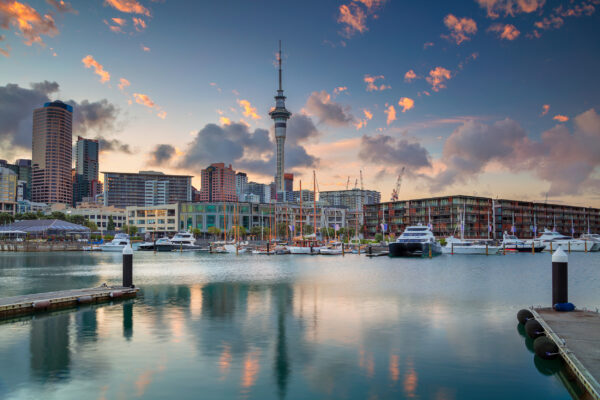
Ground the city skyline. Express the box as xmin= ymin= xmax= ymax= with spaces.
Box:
xmin=1 ymin=0 xmax=600 ymax=206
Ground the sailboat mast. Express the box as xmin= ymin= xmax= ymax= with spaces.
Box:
xmin=313 ymin=170 xmax=317 ymax=237
xmin=223 ymin=202 xmax=227 ymax=241
xmin=300 ymin=180 xmax=303 ymax=240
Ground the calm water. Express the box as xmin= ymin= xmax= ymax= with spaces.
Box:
xmin=0 ymin=251 xmax=599 ymax=400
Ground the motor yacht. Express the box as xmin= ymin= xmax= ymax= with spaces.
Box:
xmin=389 ymin=225 xmax=442 ymax=257
xmin=524 ymin=229 xmax=590 ymax=252
xmin=579 ymin=234 xmax=600 ymax=251
xmin=501 ymin=232 xmax=545 ymax=253
xmin=99 ymin=233 xmax=130 ymax=252
xmin=441 ymin=236 xmax=501 ymax=255
xmin=138 ymin=236 xmax=171 ymax=251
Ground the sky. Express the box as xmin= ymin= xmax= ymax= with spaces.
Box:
xmin=1 ymin=0 xmax=600 ymax=206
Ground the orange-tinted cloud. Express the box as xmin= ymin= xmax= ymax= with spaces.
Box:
xmin=0 ymin=34 xmax=9 ymax=57
xmin=423 ymin=41 xmax=434 ymax=49
xmin=354 ymin=108 xmax=373 ymax=129
xmin=46 ymin=0 xmax=77 ymax=14
xmin=384 ymin=104 xmax=396 ymax=125
xmin=534 ymin=15 xmax=564 ymax=30
xmin=219 ymin=116 xmax=231 ymax=125
xmin=141 ymin=44 xmax=150 ymax=52
xmin=333 ymin=86 xmax=348 ymax=95
xmin=404 ymin=69 xmax=417 ymax=82
xmin=132 ymin=16 xmax=146 ymax=31
xmin=476 ymin=0 xmax=546 ymax=19
xmin=426 ymin=67 xmax=452 ymax=92
xmin=364 ymin=109 xmax=373 ymax=120
xmin=156 ymin=110 xmax=166 ymax=119
xmin=553 ymin=114 xmax=569 ymax=122
xmin=364 ymin=74 xmax=391 ymax=91
xmin=104 ymin=0 xmax=150 ymax=16
xmin=541 ymin=104 xmax=550 ymax=116
xmin=237 ymin=99 xmax=261 ymax=120
xmin=82 ymin=55 xmax=110 ymax=83
xmin=338 ymin=3 xmax=367 ymax=37
xmin=133 ymin=93 xmax=166 ymax=119
xmin=112 ymin=17 xmax=126 ymax=25
xmin=488 ymin=23 xmax=520 ymax=40
xmin=0 ymin=0 xmax=59 ymax=48
xmin=443 ymin=14 xmax=477 ymax=45
xmin=398 ymin=97 xmax=414 ymax=113
xmin=118 ymin=77 xmax=130 ymax=91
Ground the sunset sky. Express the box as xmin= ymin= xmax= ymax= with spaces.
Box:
xmin=1 ymin=0 xmax=600 ymax=205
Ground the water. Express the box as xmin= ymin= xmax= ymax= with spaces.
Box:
xmin=0 ymin=251 xmax=599 ymax=400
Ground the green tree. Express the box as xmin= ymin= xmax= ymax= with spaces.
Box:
xmin=374 ymin=233 xmax=383 ymax=242
xmin=276 ymin=223 xmax=288 ymax=238
xmin=85 ymin=221 xmax=99 ymax=231
xmin=191 ymin=228 xmax=201 ymax=238
xmin=48 ymin=211 xmax=67 ymax=221
xmin=69 ymin=215 xmax=85 ymax=225
xmin=302 ymin=224 xmax=314 ymax=236
xmin=207 ymin=226 xmax=221 ymax=239
xmin=250 ymin=226 xmax=262 ymax=238
xmin=0 ymin=212 xmax=14 ymax=224
xmin=128 ymin=225 xmax=138 ymax=236
xmin=107 ymin=216 xmax=116 ymax=231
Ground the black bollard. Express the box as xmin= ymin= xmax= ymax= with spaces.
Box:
xmin=552 ymin=246 xmax=568 ymax=307
xmin=123 ymin=244 xmax=133 ymax=288
xmin=368 ymin=245 xmax=372 ymax=255
xmin=267 ymin=242 xmax=270 ymax=253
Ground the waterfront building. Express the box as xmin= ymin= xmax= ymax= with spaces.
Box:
xmin=32 ymin=101 xmax=73 ymax=205
xmin=73 ymin=136 xmax=100 ymax=206
xmin=320 ymin=189 xmax=381 ymax=210
xmin=269 ymin=42 xmax=292 ymax=193
xmin=235 ymin=172 xmax=248 ymax=200
xmin=199 ymin=163 xmax=237 ymax=202
xmin=292 ymin=189 xmax=315 ymax=203
xmin=246 ymin=181 xmax=271 ymax=204
xmin=364 ymin=195 xmax=600 ymax=239
xmin=102 ymin=171 xmax=192 ymax=208
xmin=16 ymin=181 xmax=27 ymax=201
xmin=125 ymin=204 xmax=179 ymax=234
xmin=284 ymin=173 xmax=293 ymax=192
xmin=66 ymin=205 xmax=126 ymax=232
xmin=0 ymin=159 xmax=32 ymax=200
xmin=0 ymin=219 xmax=89 ymax=238
xmin=0 ymin=167 xmax=17 ymax=215
xmin=16 ymin=200 xmax=48 ymax=214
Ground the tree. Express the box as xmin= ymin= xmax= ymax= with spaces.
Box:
xmin=0 ymin=212 xmax=14 ymax=225
xmin=207 ymin=226 xmax=221 ymax=239
xmin=107 ymin=216 xmax=116 ymax=231
xmin=276 ymin=223 xmax=288 ymax=239
xmin=250 ymin=226 xmax=262 ymax=238
xmin=85 ymin=221 xmax=99 ymax=231
xmin=302 ymin=224 xmax=314 ymax=236
xmin=375 ymin=233 xmax=383 ymax=242
xmin=69 ymin=215 xmax=85 ymax=226
xmin=191 ymin=228 xmax=201 ymax=238
xmin=48 ymin=211 xmax=67 ymax=221
xmin=128 ymin=225 xmax=138 ymax=236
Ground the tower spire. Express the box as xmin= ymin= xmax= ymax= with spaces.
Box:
xmin=278 ymin=40 xmax=282 ymax=92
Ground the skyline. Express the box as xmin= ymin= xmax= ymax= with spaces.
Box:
xmin=1 ymin=0 xmax=600 ymax=206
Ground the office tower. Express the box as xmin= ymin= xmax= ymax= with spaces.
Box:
xmin=199 ymin=163 xmax=237 ymax=202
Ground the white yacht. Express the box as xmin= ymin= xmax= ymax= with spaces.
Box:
xmin=442 ymin=236 xmax=501 ymax=255
xmin=138 ymin=236 xmax=171 ymax=251
xmin=524 ymin=229 xmax=591 ymax=252
xmin=99 ymin=233 xmax=130 ymax=252
xmin=501 ymin=232 xmax=546 ymax=253
xmin=389 ymin=226 xmax=442 ymax=257
xmin=319 ymin=243 xmax=343 ymax=255
xmin=579 ymin=234 xmax=600 ymax=251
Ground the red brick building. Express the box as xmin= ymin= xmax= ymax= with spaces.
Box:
xmin=199 ymin=163 xmax=237 ymax=202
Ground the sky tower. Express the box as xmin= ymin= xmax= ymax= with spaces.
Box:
xmin=269 ymin=41 xmax=292 ymax=194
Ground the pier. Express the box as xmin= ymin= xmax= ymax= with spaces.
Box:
xmin=531 ymin=308 xmax=600 ymax=399
xmin=0 ymin=286 xmax=139 ymax=319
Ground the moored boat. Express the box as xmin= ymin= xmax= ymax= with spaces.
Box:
xmin=389 ymin=225 xmax=442 ymax=257
xmin=501 ymin=232 xmax=545 ymax=253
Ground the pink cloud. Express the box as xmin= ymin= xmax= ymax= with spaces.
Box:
xmin=338 ymin=3 xmax=367 ymax=37
xmin=82 ymin=55 xmax=110 ymax=83
xmin=488 ymin=23 xmax=520 ymax=40
xmin=426 ymin=67 xmax=452 ymax=92
xmin=398 ymin=97 xmax=414 ymax=113
xmin=104 ymin=0 xmax=150 ymax=16
xmin=475 ymin=0 xmax=546 ymax=19
xmin=553 ymin=115 xmax=569 ymax=123
xmin=384 ymin=104 xmax=396 ymax=125
xmin=541 ymin=104 xmax=550 ymax=116
xmin=443 ymin=14 xmax=477 ymax=45
xmin=364 ymin=74 xmax=391 ymax=91
xmin=404 ymin=69 xmax=418 ymax=82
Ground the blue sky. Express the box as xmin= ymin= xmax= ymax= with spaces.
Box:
xmin=1 ymin=0 xmax=600 ymax=205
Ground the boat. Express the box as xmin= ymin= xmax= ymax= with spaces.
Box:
xmin=579 ymin=234 xmax=600 ymax=251
xmin=319 ymin=243 xmax=343 ymax=255
xmin=252 ymin=248 xmax=275 ymax=255
xmin=524 ymin=229 xmax=591 ymax=252
xmin=388 ymin=225 xmax=442 ymax=257
xmin=223 ymin=244 xmax=248 ymax=253
xmin=501 ymin=232 xmax=546 ymax=253
xmin=138 ymin=236 xmax=171 ymax=251
xmin=441 ymin=236 xmax=501 ymax=255
xmin=99 ymin=233 xmax=130 ymax=252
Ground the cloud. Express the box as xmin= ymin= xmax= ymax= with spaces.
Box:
xmin=553 ymin=114 xmax=568 ymax=123
xmin=133 ymin=92 xmax=166 ymax=119
xmin=488 ymin=23 xmax=520 ymax=40
xmin=219 ymin=116 xmax=231 ymax=125
xmin=404 ymin=70 xmax=417 ymax=82
xmin=45 ymin=0 xmax=77 ymax=14
xmin=398 ymin=97 xmax=414 ymax=113
xmin=333 ymin=86 xmax=348 ymax=96
xmin=0 ymin=81 xmax=120 ymax=151
xmin=358 ymin=134 xmax=431 ymax=172
xmin=112 ymin=17 xmax=126 ymax=26
xmin=237 ymin=99 xmax=261 ymax=120
xmin=82 ymin=55 xmax=111 ymax=83
xmin=118 ymin=78 xmax=130 ymax=92
xmin=354 ymin=108 xmax=373 ymax=129
xmin=132 ymin=16 xmax=146 ymax=31
xmin=426 ymin=67 xmax=452 ymax=92
xmin=541 ymin=104 xmax=550 ymax=116
xmin=337 ymin=3 xmax=367 ymax=37
xmin=104 ymin=0 xmax=150 ymax=16
xmin=98 ymin=137 xmax=132 ymax=154
xmin=529 ymin=2 xmax=598 ymax=38
xmin=534 ymin=15 xmax=564 ymax=30
xmin=0 ymin=0 xmax=59 ymax=49
xmin=141 ymin=44 xmax=150 ymax=52
xmin=442 ymin=14 xmax=477 ymax=45
xmin=148 ymin=144 xmax=175 ymax=166
xmin=304 ymin=90 xmax=355 ymax=127
xmin=423 ymin=41 xmax=434 ymax=49
xmin=364 ymin=74 xmax=391 ymax=91
xmin=384 ymin=104 xmax=396 ymax=125
xmin=0 ymin=34 xmax=9 ymax=57
xmin=475 ymin=0 xmax=546 ymax=19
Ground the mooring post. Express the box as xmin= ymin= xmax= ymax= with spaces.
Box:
xmin=123 ymin=243 xmax=133 ymax=288
xmin=532 ymin=240 xmax=535 ymax=254
xmin=486 ymin=242 xmax=488 ymax=256
xmin=552 ymin=246 xmax=568 ymax=307
xmin=451 ymin=242 xmax=454 ymax=255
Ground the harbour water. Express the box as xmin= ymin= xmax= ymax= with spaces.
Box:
xmin=0 ymin=251 xmax=599 ymax=399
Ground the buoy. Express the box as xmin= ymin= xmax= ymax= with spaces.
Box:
xmin=77 ymin=295 xmax=93 ymax=304
xmin=554 ymin=302 xmax=575 ymax=312
xmin=525 ymin=319 xmax=544 ymax=339
xmin=110 ymin=291 xmax=123 ymax=298
xmin=533 ymin=336 xmax=559 ymax=360
xmin=517 ymin=309 xmax=534 ymax=325
xmin=32 ymin=300 xmax=50 ymax=309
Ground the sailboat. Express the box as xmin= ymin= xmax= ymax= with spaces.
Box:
xmin=442 ymin=205 xmax=501 ymax=255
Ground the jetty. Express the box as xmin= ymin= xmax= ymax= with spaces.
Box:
xmin=532 ymin=308 xmax=600 ymax=399
xmin=0 ymin=286 xmax=139 ymax=319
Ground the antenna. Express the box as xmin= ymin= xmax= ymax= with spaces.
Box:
xmin=278 ymin=40 xmax=282 ymax=91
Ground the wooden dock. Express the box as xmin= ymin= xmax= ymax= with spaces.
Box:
xmin=532 ymin=308 xmax=600 ymax=399
xmin=0 ymin=286 xmax=139 ymax=319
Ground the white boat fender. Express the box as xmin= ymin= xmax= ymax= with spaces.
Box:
xmin=525 ymin=319 xmax=544 ymax=339
xmin=77 ymin=295 xmax=93 ymax=304
xmin=32 ymin=300 xmax=50 ymax=309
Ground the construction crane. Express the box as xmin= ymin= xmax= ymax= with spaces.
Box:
xmin=390 ymin=166 xmax=406 ymax=201
xmin=346 ymin=176 xmax=350 ymax=190
xmin=354 ymin=178 xmax=358 ymax=189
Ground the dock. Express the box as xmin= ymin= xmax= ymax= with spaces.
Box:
xmin=0 ymin=285 xmax=139 ymax=319
xmin=532 ymin=307 xmax=600 ymax=399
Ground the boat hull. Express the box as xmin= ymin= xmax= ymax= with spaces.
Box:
xmin=389 ymin=242 xmax=442 ymax=257
xmin=288 ymin=246 xmax=313 ymax=254
xmin=442 ymin=245 xmax=501 ymax=255
xmin=99 ymin=245 xmax=126 ymax=252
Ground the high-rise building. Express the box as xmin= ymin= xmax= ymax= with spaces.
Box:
xmin=103 ymin=171 xmax=192 ymax=208
xmin=73 ymin=136 xmax=100 ymax=206
xmin=320 ymin=189 xmax=381 ymax=210
xmin=199 ymin=163 xmax=237 ymax=202
xmin=293 ymin=189 xmax=315 ymax=203
xmin=284 ymin=173 xmax=293 ymax=193
xmin=247 ymin=181 xmax=271 ymax=203
xmin=269 ymin=41 xmax=291 ymax=193
xmin=0 ymin=167 xmax=17 ymax=215
xmin=32 ymin=101 xmax=73 ymax=205
xmin=0 ymin=159 xmax=32 ymax=200
xmin=236 ymin=172 xmax=248 ymax=199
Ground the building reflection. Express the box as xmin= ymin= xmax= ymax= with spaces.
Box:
xmin=29 ymin=314 xmax=70 ymax=382
xmin=123 ymin=302 xmax=133 ymax=340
